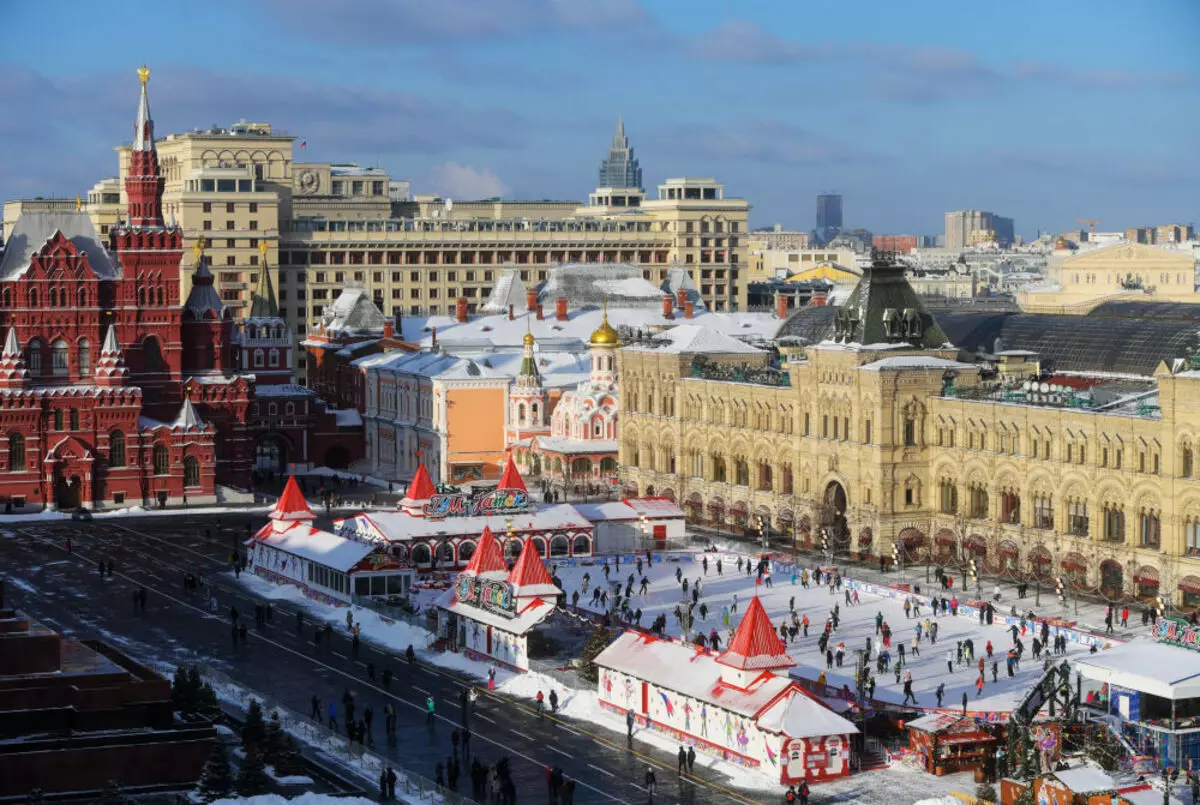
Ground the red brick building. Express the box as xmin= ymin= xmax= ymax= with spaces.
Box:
xmin=0 ymin=69 xmax=359 ymax=508
xmin=872 ymin=234 xmax=918 ymax=253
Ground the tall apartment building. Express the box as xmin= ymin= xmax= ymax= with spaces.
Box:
xmin=598 ymin=117 xmax=642 ymax=191
xmin=944 ymin=209 xmax=1015 ymax=250
xmin=5 ymin=101 xmax=749 ymax=381
xmin=815 ymin=193 xmax=842 ymax=244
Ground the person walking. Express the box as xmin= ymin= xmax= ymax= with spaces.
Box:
xmin=798 ymin=779 xmax=810 ymax=805
xmin=328 ymin=701 xmax=338 ymax=733
xmin=677 ymin=746 xmax=687 ymax=775
xmin=626 ymin=709 xmax=636 ymax=746
xmin=311 ymin=694 xmax=321 ymax=722
xmin=426 ymin=695 xmax=436 ymax=726
xmin=644 ymin=767 xmax=657 ymax=801
xmin=549 ymin=689 xmax=559 ymax=714
xmin=946 ymin=649 xmax=954 ymax=675
xmin=687 ymin=745 xmax=696 ymax=773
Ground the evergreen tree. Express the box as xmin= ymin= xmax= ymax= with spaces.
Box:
xmin=197 ymin=741 xmax=235 ymax=803
xmin=197 ymin=681 xmax=221 ymax=720
xmin=579 ymin=626 xmax=615 ymax=683
xmin=236 ymin=746 xmax=271 ymax=798
xmin=1012 ymin=786 xmax=1036 ymax=805
xmin=171 ymin=666 xmax=191 ymax=712
xmin=264 ymin=712 xmax=286 ymax=766
xmin=272 ymin=734 xmax=307 ymax=778
xmin=242 ymin=698 xmax=267 ymax=753
xmin=974 ymin=782 xmax=997 ymax=804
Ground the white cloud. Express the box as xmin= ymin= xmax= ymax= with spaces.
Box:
xmin=425 ymin=162 xmax=509 ymax=200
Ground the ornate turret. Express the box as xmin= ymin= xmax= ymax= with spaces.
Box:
xmin=716 ymin=596 xmax=795 ymax=687
xmin=183 ymin=238 xmax=224 ymax=320
xmin=94 ymin=325 xmax=129 ymax=387
xmin=0 ymin=327 xmax=28 ymax=389
xmin=827 ymin=250 xmax=949 ymax=348
xmin=249 ymin=241 xmax=281 ymax=319
xmin=587 ymin=300 xmax=620 ymax=385
xmin=125 ymin=65 xmax=164 ymax=228
xmin=509 ymin=320 xmax=547 ymax=432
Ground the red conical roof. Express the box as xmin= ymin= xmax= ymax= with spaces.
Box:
xmin=716 ymin=596 xmax=794 ymax=671
xmin=497 ymin=454 xmax=527 ymax=493
xmin=269 ymin=476 xmax=315 ymax=522
xmin=464 ymin=526 xmax=508 ymax=577
xmin=403 ymin=463 xmax=438 ymax=502
xmin=507 ymin=537 xmax=559 ymax=597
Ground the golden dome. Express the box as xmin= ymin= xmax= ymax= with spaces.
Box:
xmin=589 ymin=310 xmax=620 ymax=347
xmin=523 ymin=330 xmax=535 ymax=346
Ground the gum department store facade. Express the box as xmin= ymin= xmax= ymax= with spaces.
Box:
xmin=619 ymin=255 xmax=1200 ymax=607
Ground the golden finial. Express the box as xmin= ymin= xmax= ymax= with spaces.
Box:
xmin=192 ymin=236 xmax=207 ymax=258
xmin=75 ymin=195 xmax=82 ymax=212
xmin=137 ymin=65 xmax=151 ymax=86
xmin=259 ymin=240 xmax=269 ymax=258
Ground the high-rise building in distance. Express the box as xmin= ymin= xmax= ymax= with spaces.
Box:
xmin=598 ymin=117 xmax=642 ymax=190
xmin=944 ymin=209 xmax=1015 ymax=250
xmin=815 ymin=193 xmax=842 ymax=244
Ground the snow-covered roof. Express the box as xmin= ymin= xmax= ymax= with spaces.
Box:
xmin=623 ymin=324 xmax=764 ymax=355
xmin=1072 ymin=641 xmax=1200 ymax=700
xmin=398 ymin=309 xmax=778 ymax=351
xmin=320 ymin=287 xmax=387 ymax=336
xmin=353 ymin=350 xmax=506 ymax=382
xmin=716 ymin=596 xmax=795 ymax=671
xmin=507 ymin=537 xmax=560 ymax=599
xmin=595 ymin=631 xmax=802 ymax=721
xmin=539 ymin=263 xmax=675 ymax=310
xmin=756 ymin=689 xmax=859 ymax=738
xmin=905 ymin=713 xmax=964 ymax=733
xmin=184 ymin=258 xmax=224 ymax=319
xmin=574 ymin=498 xmax=684 ymax=523
xmin=255 ymin=521 xmax=374 ymax=573
xmin=332 ymin=408 xmax=362 ymax=427
xmin=531 ymin=437 xmax=618 ymax=455
xmin=1053 ymin=767 xmax=1115 ymax=794
xmin=337 ymin=503 xmax=593 ymax=542
xmin=436 ymin=587 xmax=556 ymax=635
xmin=0 ymin=211 xmax=119 ymax=281
xmin=270 ymin=476 xmax=315 ymax=522
xmin=481 ymin=269 xmax=527 ymax=314
xmin=857 ymin=356 xmax=974 ymax=372
xmin=253 ymin=383 xmax=316 ymax=398
xmin=1120 ymin=787 xmax=1183 ymax=805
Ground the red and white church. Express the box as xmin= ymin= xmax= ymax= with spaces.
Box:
xmin=0 ymin=68 xmax=356 ymax=510
xmin=594 ymin=597 xmax=859 ymax=785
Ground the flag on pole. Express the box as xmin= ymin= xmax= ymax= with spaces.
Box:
xmin=299 ymin=140 xmax=307 ymax=149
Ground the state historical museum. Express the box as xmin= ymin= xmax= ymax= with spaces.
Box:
xmin=0 ymin=69 xmax=351 ymax=511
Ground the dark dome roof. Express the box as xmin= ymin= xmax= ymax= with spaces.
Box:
xmin=1088 ymin=300 xmax=1200 ymax=322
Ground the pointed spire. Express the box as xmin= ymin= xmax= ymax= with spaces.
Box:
xmin=269 ymin=476 xmax=316 ymax=522
xmin=172 ymin=398 xmax=205 ymax=430
xmin=249 ymin=240 xmax=281 ymax=319
xmin=463 ymin=526 xmax=509 ymax=579
xmin=94 ymin=325 xmax=128 ymax=387
xmin=616 ymin=114 xmax=625 ymax=141
xmin=133 ymin=65 xmax=154 ymax=152
xmin=716 ymin=597 xmax=795 ymax=672
xmin=507 ymin=537 xmax=559 ymax=598
xmin=497 ymin=454 xmax=527 ymax=493
xmin=400 ymin=462 xmax=438 ymax=515
xmin=0 ymin=327 xmax=28 ymax=389
xmin=518 ymin=319 xmax=540 ymax=382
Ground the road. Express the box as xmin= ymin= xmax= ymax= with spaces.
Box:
xmin=0 ymin=515 xmax=765 ymax=805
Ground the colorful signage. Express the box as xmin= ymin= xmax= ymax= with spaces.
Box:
xmin=454 ymin=573 xmax=516 ymax=618
xmin=1155 ymin=617 xmax=1200 ymax=651
xmin=423 ymin=488 xmax=530 ymax=519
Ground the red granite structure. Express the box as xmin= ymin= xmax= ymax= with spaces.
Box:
xmin=0 ymin=581 xmax=214 ymax=797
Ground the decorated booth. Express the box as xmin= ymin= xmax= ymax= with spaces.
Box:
xmin=434 ymin=526 xmax=562 ymax=672
xmin=594 ymin=597 xmax=858 ymax=785
xmin=334 ymin=458 xmax=595 ymax=570
xmin=906 ymin=713 xmax=999 ymax=776
xmin=249 ymin=476 xmax=414 ymax=605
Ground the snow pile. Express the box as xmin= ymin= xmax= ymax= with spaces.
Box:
xmin=236 ymin=573 xmax=435 ymax=654
xmin=911 ymin=798 xmax=962 ymax=805
xmin=210 ymin=795 xmax=379 ymax=805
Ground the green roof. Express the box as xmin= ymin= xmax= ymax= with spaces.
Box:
xmin=828 ymin=254 xmax=949 ymax=348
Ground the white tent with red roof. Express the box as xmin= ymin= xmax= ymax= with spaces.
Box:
xmin=399 ymin=463 xmax=438 ymax=516
xmin=593 ymin=595 xmax=857 ymax=786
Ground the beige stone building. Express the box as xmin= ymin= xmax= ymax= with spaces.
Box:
xmin=1018 ymin=240 xmax=1199 ymax=313
xmin=619 ymin=255 xmax=1200 ymax=607
xmin=7 ymin=115 xmax=749 ymax=380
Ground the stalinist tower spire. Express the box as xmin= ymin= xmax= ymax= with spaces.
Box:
xmin=125 ymin=65 xmax=165 ymax=228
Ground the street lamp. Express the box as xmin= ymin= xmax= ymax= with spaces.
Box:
xmin=639 ymin=513 xmax=649 ymax=552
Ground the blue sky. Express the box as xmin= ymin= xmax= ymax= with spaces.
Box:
xmin=2 ymin=0 xmax=1196 ymax=237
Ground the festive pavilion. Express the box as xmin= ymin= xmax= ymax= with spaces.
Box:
xmin=594 ymin=596 xmax=858 ymax=785
xmin=434 ymin=529 xmax=563 ymax=671
xmin=248 ymin=476 xmax=414 ymax=605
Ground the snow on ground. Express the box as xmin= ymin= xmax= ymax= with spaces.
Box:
xmin=500 ymin=552 xmax=1104 ymax=714
xmin=0 ymin=503 xmax=273 ymax=524
xmin=210 ymin=795 xmax=379 ymax=805
xmin=236 ymin=573 xmax=435 ymax=655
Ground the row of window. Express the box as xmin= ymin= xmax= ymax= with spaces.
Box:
xmin=307 ymin=561 xmax=350 ymax=594
xmin=201 ymin=219 xmax=259 ymax=231
xmin=5 ymin=432 xmax=200 ymax=484
xmin=201 ymin=202 xmax=258 ymax=214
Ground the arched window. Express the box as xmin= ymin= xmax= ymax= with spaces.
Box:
xmin=52 ymin=409 xmax=63 ymax=430
xmin=254 ymin=349 xmax=264 ymax=368
xmin=49 ymin=288 xmax=58 ymax=307
xmin=109 ymin=431 xmax=126 ymax=467
xmin=2 ymin=289 xmax=10 ymax=307
xmin=8 ymin=434 xmax=24 ymax=471
xmin=77 ymin=339 xmax=91 ymax=376
xmin=26 ymin=338 xmax=43 ymax=375
xmin=285 ymin=402 xmax=295 ymax=416
xmin=28 ymin=289 xmax=37 ymax=307
xmin=78 ymin=288 xmax=87 ymax=307
xmin=142 ymin=337 xmax=166 ymax=373
xmin=268 ymin=350 xmax=279 ymax=367
xmin=138 ymin=288 xmax=145 ymax=306
xmin=518 ymin=403 xmax=526 ymax=423
xmin=268 ymin=403 xmax=278 ymax=416
xmin=156 ymin=287 xmax=164 ymax=306
xmin=50 ymin=340 xmax=69 ymax=376
xmin=68 ymin=409 xmax=79 ymax=430
xmin=183 ymin=456 xmax=200 ymax=487
xmin=153 ymin=444 xmax=170 ymax=475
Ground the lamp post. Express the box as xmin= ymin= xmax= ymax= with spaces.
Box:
xmin=639 ymin=513 xmax=648 ymax=553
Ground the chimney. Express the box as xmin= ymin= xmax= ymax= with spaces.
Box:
xmin=684 ymin=300 xmax=694 ymax=319
xmin=536 ymin=302 xmax=544 ymax=321
xmin=431 ymin=326 xmax=438 ymax=349
xmin=555 ymin=297 xmax=568 ymax=322
xmin=809 ymin=292 xmax=827 ymax=307
xmin=775 ymin=293 xmax=789 ymax=319
xmin=383 ymin=319 xmax=395 ymax=338
xmin=526 ymin=290 xmax=538 ymax=312
xmin=456 ymin=298 xmax=468 ymax=323
xmin=662 ymin=295 xmax=674 ymax=320
xmin=675 ymin=288 xmax=688 ymax=309
xmin=508 ymin=304 xmax=514 ymax=321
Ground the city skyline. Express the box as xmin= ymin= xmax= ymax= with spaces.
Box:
xmin=1 ymin=0 xmax=1197 ymax=238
